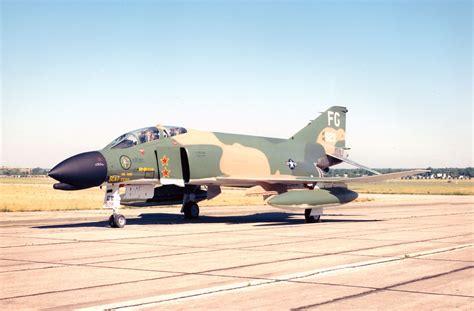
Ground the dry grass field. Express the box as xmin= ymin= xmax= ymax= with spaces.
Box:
xmin=351 ymin=179 xmax=474 ymax=195
xmin=0 ymin=177 xmax=265 ymax=212
xmin=0 ymin=178 xmax=103 ymax=212
xmin=0 ymin=177 xmax=472 ymax=212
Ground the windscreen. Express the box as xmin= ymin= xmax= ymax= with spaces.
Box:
xmin=104 ymin=127 xmax=160 ymax=149
xmin=104 ymin=126 xmax=188 ymax=149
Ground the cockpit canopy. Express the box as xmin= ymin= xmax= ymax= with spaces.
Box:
xmin=104 ymin=126 xmax=187 ymax=149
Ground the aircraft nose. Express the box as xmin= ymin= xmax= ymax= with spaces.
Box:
xmin=48 ymin=151 xmax=107 ymax=189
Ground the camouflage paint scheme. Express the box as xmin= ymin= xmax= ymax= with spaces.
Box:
xmin=49 ymin=106 xmax=427 ymax=226
xmin=104 ymin=106 xmax=348 ymax=187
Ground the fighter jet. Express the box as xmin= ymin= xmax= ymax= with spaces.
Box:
xmin=49 ymin=106 xmax=426 ymax=228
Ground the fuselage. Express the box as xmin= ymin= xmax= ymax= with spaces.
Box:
xmin=49 ymin=127 xmax=332 ymax=190
xmin=104 ymin=129 xmax=329 ymax=184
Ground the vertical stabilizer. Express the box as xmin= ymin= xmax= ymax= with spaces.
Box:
xmin=291 ymin=106 xmax=347 ymax=151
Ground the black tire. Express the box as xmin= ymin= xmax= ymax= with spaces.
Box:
xmin=304 ymin=209 xmax=321 ymax=223
xmin=183 ymin=201 xmax=199 ymax=219
xmin=113 ymin=214 xmax=126 ymax=228
xmin=109 ymin=215 xmax=116 ymax=228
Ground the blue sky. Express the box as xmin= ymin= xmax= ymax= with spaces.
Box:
xmin=1 ymin=0 xmax=472 ymax=168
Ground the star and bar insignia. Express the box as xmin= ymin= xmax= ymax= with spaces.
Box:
xmin=286 ymin=158 xmax=297 ymax=170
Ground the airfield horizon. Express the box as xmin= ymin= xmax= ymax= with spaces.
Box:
xmin=0 ymin=177 xmax=473 ymax=212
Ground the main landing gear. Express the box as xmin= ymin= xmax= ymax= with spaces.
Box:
xmin=304 ymin=208 xmax=322 ymax=223
xmin=181 ymin=185 xmax=200 ymax=220
xmin=183 ymin=201 xmax=200 ymax=219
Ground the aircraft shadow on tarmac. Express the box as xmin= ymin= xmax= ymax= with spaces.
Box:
xmin=34 ymin=212 xmax=380 ymax=229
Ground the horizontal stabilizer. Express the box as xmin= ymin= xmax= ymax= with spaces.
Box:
xmin=327 ymin=153 xmax=381 ymax=175
xmin=334 ymin=169 xmax=429 ymax=183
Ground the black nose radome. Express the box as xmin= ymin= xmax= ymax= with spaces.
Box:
xmin=49 ymin=151 xmax=107 ymax=190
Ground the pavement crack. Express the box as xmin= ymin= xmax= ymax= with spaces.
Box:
xmin=0 ymin=273 xmax=185 ymax=301
xmin=292 ymin=266 xmax=473 ymax=310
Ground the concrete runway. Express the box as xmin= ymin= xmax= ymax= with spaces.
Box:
xmin=0 ymin=194 xmax=473 ymax=310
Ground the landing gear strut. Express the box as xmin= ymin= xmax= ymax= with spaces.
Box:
xmin=305 ymin=208 xmax=322 ymax=223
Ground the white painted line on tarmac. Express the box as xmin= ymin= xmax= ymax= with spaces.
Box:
xmin=78 ymin=243 xmax=472 ymax=311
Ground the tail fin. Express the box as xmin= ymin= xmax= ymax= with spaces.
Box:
xmin=291 ymin=106 xmax=347 ymax=149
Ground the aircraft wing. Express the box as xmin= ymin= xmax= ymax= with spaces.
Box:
xmin=328 ymin=169 xmax=430 ymax=183
xmin=191 ymin=169 xmax=429 ymax=186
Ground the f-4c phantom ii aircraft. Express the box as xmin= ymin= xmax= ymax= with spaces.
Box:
xmin=49 ymin=106 xmax=427 ymax=228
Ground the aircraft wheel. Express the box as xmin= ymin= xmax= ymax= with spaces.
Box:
xmin=304 ymin=209 xmax=321 ymax=223
xmin=112 ymin=214 xmax=126 ymax=228
xmin=108 ymin=215 xmax=117 ymax=228
xmin=183 ymin=201 xmax=200 ymax=219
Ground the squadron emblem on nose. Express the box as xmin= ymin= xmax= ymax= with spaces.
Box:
xmin=286 ymin=159 xmax=297 ymax=170
xmin=120 ymin=155 xmax=132 ymax=170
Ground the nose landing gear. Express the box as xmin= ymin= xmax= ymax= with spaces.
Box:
xmin=109 ymin=214 xmax=126 ymax=228
xmin=104 ymin=184 xmax=127 ymax=228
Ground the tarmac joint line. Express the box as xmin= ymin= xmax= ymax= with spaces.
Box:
xmin=77 ymin=243 xmax=473 ymax=310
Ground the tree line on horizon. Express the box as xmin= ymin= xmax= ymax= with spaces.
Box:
xmin=327 ymin=167 xmax=474 ymax=178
